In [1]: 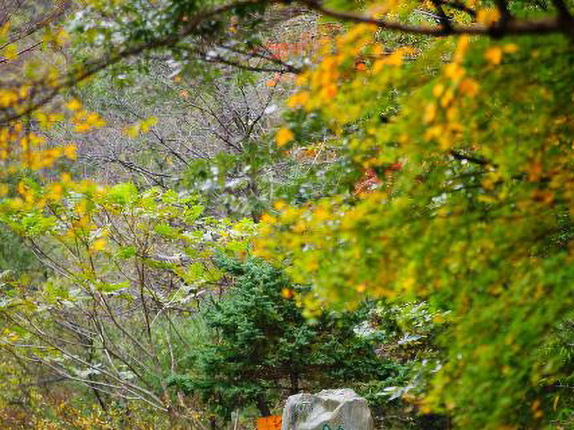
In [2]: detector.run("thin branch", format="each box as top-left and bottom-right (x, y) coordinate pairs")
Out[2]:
(0, 41), (42, 64)
(298, 0), (568, 37)
(449, 150), (491, 166)
(0, 0), (71, 50)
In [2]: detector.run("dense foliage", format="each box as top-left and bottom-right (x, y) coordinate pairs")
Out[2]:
(256, 26), (574, 428)
(2, 0), (574, 429)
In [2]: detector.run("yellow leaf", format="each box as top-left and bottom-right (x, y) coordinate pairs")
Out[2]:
(260, 213), (276, 224)
(74, 123), (91, 133)
(0, 22), (10, 38)
(424, 103), (437, 124)
(432, 315), (445, 323)
(125, 125), (140, 138)
(90, 238), (107, 252)
(85, 112), (102, 126)
(385, 50), (404, 67)
(444, 63), (465, 81)
(485, 46), (503, 65)
(287, 92), (309, 109)
(553, 395), (560, 411)
(140, 117), (157, 133)
(46, 183), (63, 201)
(55, 29), (69, 46)
(19, 86), (29, 98)
(372, 59), (385, 73)
(276, 127), (294, 147)
(0, 90), (17, 107)
(273, 200), (287, 210)
(503, 43), (518, 54)
(321, 84), (337, 99)
(63, 144), (77, 160)
(478, 194), (497, 203)
(61, 172), (72, 184)
(446, 107), (458, 121)
(477, 8), (501, 25)
(403, 277), (416, 290)
(459, 78), (480, 97)
(66, 99), (82, 111)
(440, 90), (454, 108)
(3, 44), (18, 60)
(453, 35), (470, 63)
(433, 84), (445, 98)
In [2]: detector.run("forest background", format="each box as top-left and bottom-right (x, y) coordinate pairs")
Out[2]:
(1, 0), (574, 429)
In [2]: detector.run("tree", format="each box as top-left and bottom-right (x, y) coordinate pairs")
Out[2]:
(254, 2), (574, 428)
(0, 180), (256, 426)
(169, 257), (398, 421)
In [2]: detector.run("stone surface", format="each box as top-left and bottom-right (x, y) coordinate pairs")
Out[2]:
(281, 389), (374, 430)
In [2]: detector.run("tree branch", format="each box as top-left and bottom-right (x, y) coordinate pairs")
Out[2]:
(297, 0), (568, 37)
(450, 150), (491, 166)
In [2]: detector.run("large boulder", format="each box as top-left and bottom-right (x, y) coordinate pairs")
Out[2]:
(281, 389), (374, 430)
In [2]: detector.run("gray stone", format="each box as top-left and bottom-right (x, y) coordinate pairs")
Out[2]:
(281, 389), (374, 430)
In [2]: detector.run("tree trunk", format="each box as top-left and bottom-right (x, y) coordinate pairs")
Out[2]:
(256, 393), (271, 417)
(289, 370), (299, 395)
(210, 415), (217, 430)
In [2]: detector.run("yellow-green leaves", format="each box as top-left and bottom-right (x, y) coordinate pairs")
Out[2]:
(3, 44), (18, 61)
(276, 127), (294, 147)
(256, 14), (574, 428)
(124, 117), (158, 138)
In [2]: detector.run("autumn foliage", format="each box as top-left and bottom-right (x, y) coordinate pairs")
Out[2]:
(3, 0), (574, 429)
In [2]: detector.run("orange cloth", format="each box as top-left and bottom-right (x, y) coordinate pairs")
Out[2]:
(257, 415), (282, 430)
